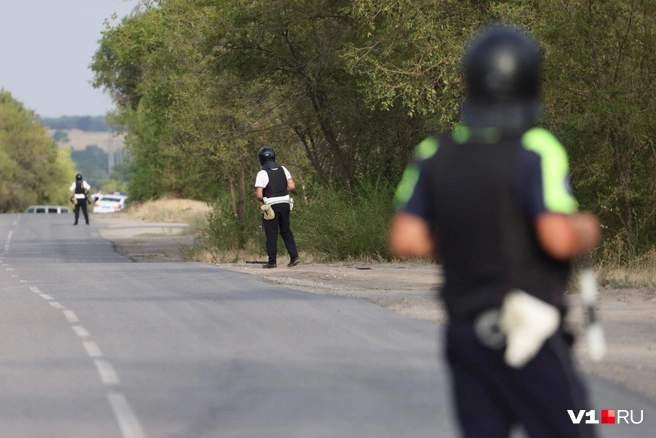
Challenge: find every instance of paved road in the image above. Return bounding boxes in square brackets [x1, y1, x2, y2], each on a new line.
[0, 213, 653, 437]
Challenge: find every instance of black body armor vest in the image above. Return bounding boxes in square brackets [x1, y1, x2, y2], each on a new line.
[75, 181, 86, 195]
[424, 134, 570, 319]
[263, 168, 288, 198]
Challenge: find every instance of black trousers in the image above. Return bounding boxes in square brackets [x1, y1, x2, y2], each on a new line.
[74, 199, 89, 224]
[445, 319, 596, 438]
[262, 203, 298, 264]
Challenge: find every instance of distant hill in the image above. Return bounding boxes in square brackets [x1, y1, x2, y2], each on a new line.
[39, 115, 111, 132]
[39, 116, 128, 180]
[50, 128, 126, 173]
[41, 115, 125, 153]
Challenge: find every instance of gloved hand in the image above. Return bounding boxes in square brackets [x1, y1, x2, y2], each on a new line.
[261, 204, 275, 220]
[499, 290, 560, 368]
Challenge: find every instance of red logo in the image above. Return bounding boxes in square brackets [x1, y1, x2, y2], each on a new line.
[601, 410, 615, 424]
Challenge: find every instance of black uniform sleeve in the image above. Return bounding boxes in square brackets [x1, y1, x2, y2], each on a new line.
[513, 148, 547, 221]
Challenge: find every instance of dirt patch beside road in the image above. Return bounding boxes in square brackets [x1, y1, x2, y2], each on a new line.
[93, 213, 656, 404]
[219, 261, 446, 324]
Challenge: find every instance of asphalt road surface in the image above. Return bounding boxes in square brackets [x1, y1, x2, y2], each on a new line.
[0, 213, 653, 438]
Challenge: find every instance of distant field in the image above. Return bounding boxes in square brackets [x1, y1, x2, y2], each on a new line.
[50, 129, 125, 153]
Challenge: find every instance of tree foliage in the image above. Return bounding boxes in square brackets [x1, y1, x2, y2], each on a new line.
[71, 145, 109, 186]
[0, 90, 76, 212]
[533, 0, 656, 259]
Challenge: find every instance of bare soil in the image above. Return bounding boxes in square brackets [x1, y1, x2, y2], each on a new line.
[93, 213, 656, 404]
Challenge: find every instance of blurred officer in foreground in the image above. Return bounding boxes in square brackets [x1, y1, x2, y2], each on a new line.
[69, 173, 91, 225]
[389, 25, 600, 438]
[254, 146, 300, 269]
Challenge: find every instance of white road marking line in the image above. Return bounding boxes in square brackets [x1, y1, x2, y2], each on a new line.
[107, 392, 147, 438]
[19, 280, 28, 283]
[49, 302, 66, 310]
[5, 268, 13, 271]
[29, 287, 41, 294]
[4, 231, 12, 253]
[83, 341, 103, 358]
[94, 359, 120, 385]
[63, 310, 80, 323]
[72, 325, 90, 338]
[39, 293, 54, 301]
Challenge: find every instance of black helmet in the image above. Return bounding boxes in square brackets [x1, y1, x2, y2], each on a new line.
[75, 173, 83, 181]
[462, 25, 542, 129]
[257, 147, 275, 166]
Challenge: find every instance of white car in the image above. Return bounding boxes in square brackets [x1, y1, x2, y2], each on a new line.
[93, 194, 128, 213]
[25, 205, 70, 214]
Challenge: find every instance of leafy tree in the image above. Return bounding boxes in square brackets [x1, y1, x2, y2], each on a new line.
[52, 130, 70, 142]
[70, 145, 109, 186]
[529, 0, 656, 260]
[93, 4, 222, 202]
[0, 90, 76, 211]
[205, 0, 439, 190]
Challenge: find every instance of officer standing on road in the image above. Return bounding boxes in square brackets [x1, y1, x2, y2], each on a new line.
[389, 25, 600, 437]
[69, 173, 91, 225]
[255, 146, 300, 269]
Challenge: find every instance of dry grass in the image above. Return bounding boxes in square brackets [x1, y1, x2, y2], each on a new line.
[596, 251, 656, 288]
[125, 198, 211, 227]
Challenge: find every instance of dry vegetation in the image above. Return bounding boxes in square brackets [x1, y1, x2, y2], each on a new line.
[596, 253, 656, 289]
[125, 198, 211, 226]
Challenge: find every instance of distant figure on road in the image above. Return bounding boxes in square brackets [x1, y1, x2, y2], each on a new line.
[389, 25, 600, 437]
[254, 146, 300, 269]
[69, 173, 91, 225]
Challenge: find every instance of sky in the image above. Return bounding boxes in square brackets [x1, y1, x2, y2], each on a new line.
[0, 0, 140, 118]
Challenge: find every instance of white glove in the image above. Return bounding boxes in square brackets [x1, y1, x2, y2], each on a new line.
[289, 197, 294, 211]
[260, 204, 275, 220]
[499, 290, 560, 368]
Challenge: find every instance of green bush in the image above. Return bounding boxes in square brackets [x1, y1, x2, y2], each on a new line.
[205, 195, 263, 254]
[293, 181, 395, 261]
